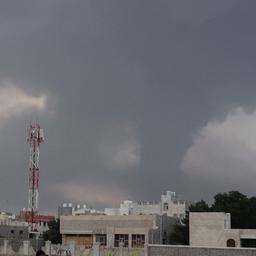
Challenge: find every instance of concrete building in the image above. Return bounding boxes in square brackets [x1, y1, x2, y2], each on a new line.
[59, 191, 186, 219]
[60, 215, 156, 248]
[0, 212, 29, 239]
[60, 214, 179, 248]
[104, 208, 120, 216]
[58, 203, 103, 217]
[0, 225, 29, 239]
[104, 191, 186, 218]
[190, 212, 256, 248]
[16, 210, 54, 235]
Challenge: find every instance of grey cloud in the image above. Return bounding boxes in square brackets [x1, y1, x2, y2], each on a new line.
[181, 107, 256, 195]
[0, 0, 256, 212]
[162, 0, 240, 23]
[98, 122, 141, 171]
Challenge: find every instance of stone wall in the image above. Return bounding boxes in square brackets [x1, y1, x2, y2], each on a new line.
[2, 240, 256, 256]
[148, 245, 256, 256]
[0, 238, 44, 255]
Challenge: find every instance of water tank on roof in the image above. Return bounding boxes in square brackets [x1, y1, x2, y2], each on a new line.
[167, 191, 176, 198]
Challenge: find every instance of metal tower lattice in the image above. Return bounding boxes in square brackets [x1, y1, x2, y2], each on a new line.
[27, 123, 44, 230]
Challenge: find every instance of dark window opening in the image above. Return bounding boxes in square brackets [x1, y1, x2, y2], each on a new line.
[19, 230, 23, 235]
[226, 239, 236, 247]
[132, 234, 145, 248]
[241, 239, 256, 248]
[114, 234, 129, 247]
[96, 234, 106, 246]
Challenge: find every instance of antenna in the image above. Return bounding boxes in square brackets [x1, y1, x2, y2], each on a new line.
[27, 123, 44, 232]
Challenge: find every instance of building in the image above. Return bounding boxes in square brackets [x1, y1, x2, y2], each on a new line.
[190, 212, 256, 248]
[16, 210, 54, 234]
[0, 225, 29, 239]
[104, 191, 186, 218]
[59, 191, 186, 219]
[58, 203, 103, 217]
[61, 214, 181, 249]
[0, 212, 29, 239]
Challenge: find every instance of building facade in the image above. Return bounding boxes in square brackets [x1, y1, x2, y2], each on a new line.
[60, 215, 159, 248]
[190, 212, 256, 248]
[61, 213, 179, 248]
[104, 191, 186, 218]
[16, 210, 54, 235]
[59, 191, 186, 219]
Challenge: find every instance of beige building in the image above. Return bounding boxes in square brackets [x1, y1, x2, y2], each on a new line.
[190, 212, 256, 248]
[60, 215, 158, 248]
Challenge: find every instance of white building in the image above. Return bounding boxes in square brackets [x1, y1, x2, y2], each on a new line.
[58, 203, 103, 217]
[190, 212, 256, 248]
[104, 208, 120, 216]
[104, 191, 186, 218]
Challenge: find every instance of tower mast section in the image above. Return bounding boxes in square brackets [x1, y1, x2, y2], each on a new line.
[27, 123, 44, 231]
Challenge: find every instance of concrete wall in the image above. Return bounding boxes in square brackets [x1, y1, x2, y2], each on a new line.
[190, 212, 256, 248]
[189, 212, 240, 247]
[61, 215, 156, 233]
[0, 226, 29, 240]
[132, 203, 160, 216]
[148, 245, 256, 256]
[0, 238, 44, 255]
[3, 241, 256, 256]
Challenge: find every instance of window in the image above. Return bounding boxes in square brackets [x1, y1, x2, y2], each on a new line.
[19, 230, 23, 235]
[10, 230, 14, 234]
[114, 234, 129, 247]
[241, 239, 256, 248]
[163, 203, 168, 211]
[227, 239, 236, 247]
[162, 232, 167, 244]
[132, 234, 145, 248]
[96, 234, 106, 246]
[77, 235, 93, 247]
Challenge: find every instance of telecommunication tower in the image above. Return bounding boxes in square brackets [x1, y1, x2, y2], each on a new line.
[27, 123, 44, 231]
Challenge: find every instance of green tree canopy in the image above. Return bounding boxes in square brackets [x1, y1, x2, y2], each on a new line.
[43, 218, 62, 244]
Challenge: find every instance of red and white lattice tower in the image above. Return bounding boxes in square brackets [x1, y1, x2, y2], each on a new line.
[27, 123, 44, 231]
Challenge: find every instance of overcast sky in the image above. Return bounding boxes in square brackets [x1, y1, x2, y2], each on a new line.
[1, 0, 256, 213]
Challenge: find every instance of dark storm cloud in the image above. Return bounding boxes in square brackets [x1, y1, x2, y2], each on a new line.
[0, 0, 256, 213]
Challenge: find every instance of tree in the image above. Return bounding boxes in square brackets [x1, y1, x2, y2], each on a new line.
[169, 214, 189, 245]
[190, 200, 210, 212]
[211, 191, 248, 228]
[43, 218, 62, 244]
[211, 191, 255, 229]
